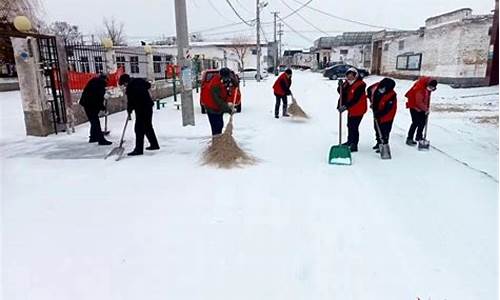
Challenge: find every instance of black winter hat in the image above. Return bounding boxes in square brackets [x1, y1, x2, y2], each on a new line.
[219, 67, 231, 78]
[118, 73, 131, 86]
[379, 77, 396, 91]
[428, 79, 438, 87]
[285, 68, 292, 75]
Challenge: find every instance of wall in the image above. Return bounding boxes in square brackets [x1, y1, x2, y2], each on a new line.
[376, 12, 493, 87]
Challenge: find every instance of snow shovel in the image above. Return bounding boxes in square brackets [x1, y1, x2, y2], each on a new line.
[418, 113, 430, 151]
[102, 97, 110, 135]
[105, 114, 130, 161]
[374, 118, 392, 159]
[329, 79, 352, 165]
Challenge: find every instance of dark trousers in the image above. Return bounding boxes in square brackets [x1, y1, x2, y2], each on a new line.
[407, 109, 427, 141]
[275, 94, 288, 116]
[207, 111, 224, 135]
[375, 120, 393, 144]
[84, 107, 104, 141]
[347, 115, 363, 146]
[134, 108, 159, 153]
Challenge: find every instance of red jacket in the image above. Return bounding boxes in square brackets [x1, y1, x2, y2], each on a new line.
[405, 77, 432, 112]
[201, 74, 232, 112]
[273, 72, 292, 97]
[368, 83, 397, 124]
[339, 79, 367, 117]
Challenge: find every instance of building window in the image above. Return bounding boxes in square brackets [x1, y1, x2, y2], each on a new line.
[383, 43, 389, 51]
[130, 56, 139, 74]
[396, 53, 422, 70]
[116, 56, 126, 70]
[153, 55, 162, 73]
[80, 56, 90, 73]
[251, 48, 257, 55]
[340, 49, 348, 55]
[94, 56, 104, 73]
[398, 40, 405, 50]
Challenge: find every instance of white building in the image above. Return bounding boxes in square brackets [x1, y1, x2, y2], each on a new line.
[153, 41, 269, 72]
[371, 8, 495, 87]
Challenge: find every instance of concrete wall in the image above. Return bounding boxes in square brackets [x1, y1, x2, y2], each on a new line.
[376, 11, 493, 87]
[70, 79, 181, 126]
[331, 45, 371, 68]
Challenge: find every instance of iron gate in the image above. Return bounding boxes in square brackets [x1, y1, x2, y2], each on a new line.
[37, 36, 67, 133]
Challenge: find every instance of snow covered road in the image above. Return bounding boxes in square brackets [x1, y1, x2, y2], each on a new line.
[1, 71, 498, 300]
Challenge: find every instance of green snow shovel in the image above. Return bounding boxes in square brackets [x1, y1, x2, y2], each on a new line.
[329, 79, 352, 165]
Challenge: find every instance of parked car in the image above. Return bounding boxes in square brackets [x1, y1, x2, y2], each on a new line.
[277, 65, 288, 72]
[200, 69, 242, 114]
[322, 64, 370, 80]
[238, 68, 269, 80]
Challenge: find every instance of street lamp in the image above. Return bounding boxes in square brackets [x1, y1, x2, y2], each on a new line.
[102, 38, 113, 49]
[13, 16, 32, 32]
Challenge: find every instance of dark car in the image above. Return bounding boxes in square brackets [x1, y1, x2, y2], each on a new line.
[322, 64, 369, 80]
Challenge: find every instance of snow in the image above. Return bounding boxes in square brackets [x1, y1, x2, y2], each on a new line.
[1, 71, 498, 300]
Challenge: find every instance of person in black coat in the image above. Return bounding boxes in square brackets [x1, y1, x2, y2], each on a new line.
[119, 74, 160, 156]
[79, 74, 112, 145]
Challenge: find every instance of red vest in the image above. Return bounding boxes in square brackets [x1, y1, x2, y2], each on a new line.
[342, 79, 367, 117]
[201, 74, 231, 111]
[405, 77, 431, 110]
[369, 83, 397, 123]
[273, 73, 291, 96]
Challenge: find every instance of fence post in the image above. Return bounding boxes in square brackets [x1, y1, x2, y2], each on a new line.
[11, 37, 53, 136]
[146, 52, 154, 82]
[55, 36, 75, 133]
[104, 47, 116, 74]
[172, 70, 177, 102]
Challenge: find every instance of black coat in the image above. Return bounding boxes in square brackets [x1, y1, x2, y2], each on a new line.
[79, 77, 106, 112]
[126, 78, 153, 115]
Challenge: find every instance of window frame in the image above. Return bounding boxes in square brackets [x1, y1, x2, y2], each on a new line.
[130, 56, 140, 74]
[396, 53, 422, 71]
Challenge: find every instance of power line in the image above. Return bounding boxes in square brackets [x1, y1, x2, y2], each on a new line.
[277, 15, 314, 43]
[279, 0, 330, 36]
[208, 0, 233, 21]
[234, 0, 253, 14]
[290, 0, 403, 31]
[262, 0, 312, 25]
[224, 0, 255, 26]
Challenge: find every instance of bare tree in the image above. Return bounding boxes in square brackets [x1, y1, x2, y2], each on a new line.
[230, 36, 252, 86]
[100, 17, 126, 46]
[0, 0, 42, 28]
[49, 21, 82, 43]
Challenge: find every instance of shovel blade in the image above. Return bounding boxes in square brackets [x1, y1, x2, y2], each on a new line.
[329, 145, 352, 165]
[105, 146, 124, 160]
[418, 139, 430, 151]
[379, 144, 392, 159]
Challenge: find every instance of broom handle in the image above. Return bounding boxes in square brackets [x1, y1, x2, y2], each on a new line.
[338, 80, 343, 145]
[423, 112, 429, 140]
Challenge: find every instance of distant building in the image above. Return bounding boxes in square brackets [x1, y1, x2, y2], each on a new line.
[371, 8, 495, 87]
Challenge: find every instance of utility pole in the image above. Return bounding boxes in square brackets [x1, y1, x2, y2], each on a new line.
[256, 0, 262, 82]
[271, 11, 279, 75]
[174, 0, 195, 126]
[278, 23, 283, 66]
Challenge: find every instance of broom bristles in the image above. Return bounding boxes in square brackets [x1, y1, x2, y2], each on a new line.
[202, 115, 256, 168]
[288, 98, 309, 118]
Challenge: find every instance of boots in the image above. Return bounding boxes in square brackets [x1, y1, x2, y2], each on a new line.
[127, 149, 143, 156]
[146, 145, 160, 151]
[406, 138, 417, 146]
[98, 139, 112, 146]
[350, 144, 358, 152]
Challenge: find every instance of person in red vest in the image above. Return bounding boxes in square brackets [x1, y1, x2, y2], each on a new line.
[272, 68, 292, 118]
[337, 67, 367, 152]
[367, 78, 397, 152]
[405, 77, 438, 145]
[201, 67, 237, 135]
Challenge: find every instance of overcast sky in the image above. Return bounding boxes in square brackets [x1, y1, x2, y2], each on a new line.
[40, 0, 495, 48]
